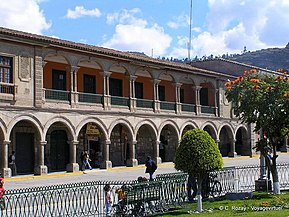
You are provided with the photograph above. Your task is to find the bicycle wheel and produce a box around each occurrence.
[211,181,222,198]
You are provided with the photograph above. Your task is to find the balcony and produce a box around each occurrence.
[160,101,175,111]
[79,92,103,104]
[44,89,69,101]
[111,96,129,107]
[181,103,196,113]
[136,99,154,109]
[201,105,216,114]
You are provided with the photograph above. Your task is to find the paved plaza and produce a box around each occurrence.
[4,153,289,190]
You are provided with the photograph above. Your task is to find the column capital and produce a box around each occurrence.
[40,141,47,146]
[101,70,112,77]
[70,140,79,145]
[3,140,10,145]
[42,61,48,68]
[194,85,202,91]
[67,65,79,72]
[128,75,137,81]
[153,79,161,85]
[105,140,111,145]
[173,82,182,88]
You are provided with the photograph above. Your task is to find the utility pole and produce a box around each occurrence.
[188,0,193,60]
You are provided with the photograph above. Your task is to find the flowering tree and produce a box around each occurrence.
[225,69,289,194]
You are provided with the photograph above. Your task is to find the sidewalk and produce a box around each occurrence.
[4,153,289,190]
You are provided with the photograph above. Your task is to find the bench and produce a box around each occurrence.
[112,181,163,216]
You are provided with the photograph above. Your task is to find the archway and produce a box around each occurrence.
[236,127,250,156]
[45,122,72,172]
[9,120,41,175]
[203,125,217,141]
[136,124,157,164]
[219,126,234,157]
[181,125,195,137]
[77,122,106,168]
[159,124,178,162]
[110,124,132,167]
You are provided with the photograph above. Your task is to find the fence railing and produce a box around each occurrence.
[1,164,288,216]
[1,174,187,217]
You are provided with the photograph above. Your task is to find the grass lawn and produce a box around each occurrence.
[155,191,289,217]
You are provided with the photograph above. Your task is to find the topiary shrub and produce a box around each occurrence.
[175,128,223,212]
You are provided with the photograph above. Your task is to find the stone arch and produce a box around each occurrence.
[135,120,158,164]
[108,119,134,167]
[159,121,179,162]
[218,124,235,157]
[77,57,104,71]
[43,116,75,141]
[201,121,218,141]
[8,116,42,175]
[76,118,108,169]
[235,125,251,156]
[180,121,198,138]
[43,117,75,172]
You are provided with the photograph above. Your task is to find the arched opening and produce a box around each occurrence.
[219,126,234,157]
[136,124,157,164]
[159,124,178,162]
[110,124,132,167]
[236,127,250,156]
[77,122,106,168]
[9,120,40,175]
[181,125,195,137]
[45,122,71,172]
[203,125,217,141]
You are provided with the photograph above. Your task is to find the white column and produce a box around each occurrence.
[153,79,161,112]
[101,71,111,110]
[1,140,11,178]
[129,75,137,112]
[195,86,201,115]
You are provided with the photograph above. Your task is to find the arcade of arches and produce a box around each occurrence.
[0,115,255,177]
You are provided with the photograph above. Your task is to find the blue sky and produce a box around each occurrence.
[1,0,289,59]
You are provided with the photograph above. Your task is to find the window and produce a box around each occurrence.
[52,70,66,90]
[200,88,209,106]
[158,85,165,101]
[109,78,122,96]
[135,82,143,99]
[0,56,13,83]
[180,89,184,103]
[83,74,96,93]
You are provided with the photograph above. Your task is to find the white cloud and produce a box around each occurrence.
[182,0,289,57]
[103,9,172,57]
[167,14,189,29]
[0,0,51,34]
[66,5,101,19]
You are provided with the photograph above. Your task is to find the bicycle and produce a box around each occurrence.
[201,173,222,199]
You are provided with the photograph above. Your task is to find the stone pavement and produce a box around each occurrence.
[4,153,289,190]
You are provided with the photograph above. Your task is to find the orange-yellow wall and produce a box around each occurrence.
[136,76,153,99]
[182,84,195,104]
[43,62,70,90]
[77,67,103,94]
[159,80,175,102]
[201,83,215,106]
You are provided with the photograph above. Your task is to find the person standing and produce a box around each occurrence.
[82,151,92,171]
[104,184,112,217]
[187,173,197,202]
[145,156,157,181]
[0,176,5,210]
[9,151,17,176]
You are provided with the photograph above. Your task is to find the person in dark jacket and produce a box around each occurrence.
[145,156,157,181]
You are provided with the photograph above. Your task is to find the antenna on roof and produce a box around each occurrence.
[188,0,193,61]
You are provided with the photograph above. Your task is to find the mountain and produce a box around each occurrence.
[227,43,289,71]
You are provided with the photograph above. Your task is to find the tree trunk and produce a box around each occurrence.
[196,175,203,212]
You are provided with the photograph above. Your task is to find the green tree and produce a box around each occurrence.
[175,128,223,212]
[225,69,289,194]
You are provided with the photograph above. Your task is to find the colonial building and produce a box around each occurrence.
[0,27,255,178]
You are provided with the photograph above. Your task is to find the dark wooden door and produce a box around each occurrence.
[16,132,34,174]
